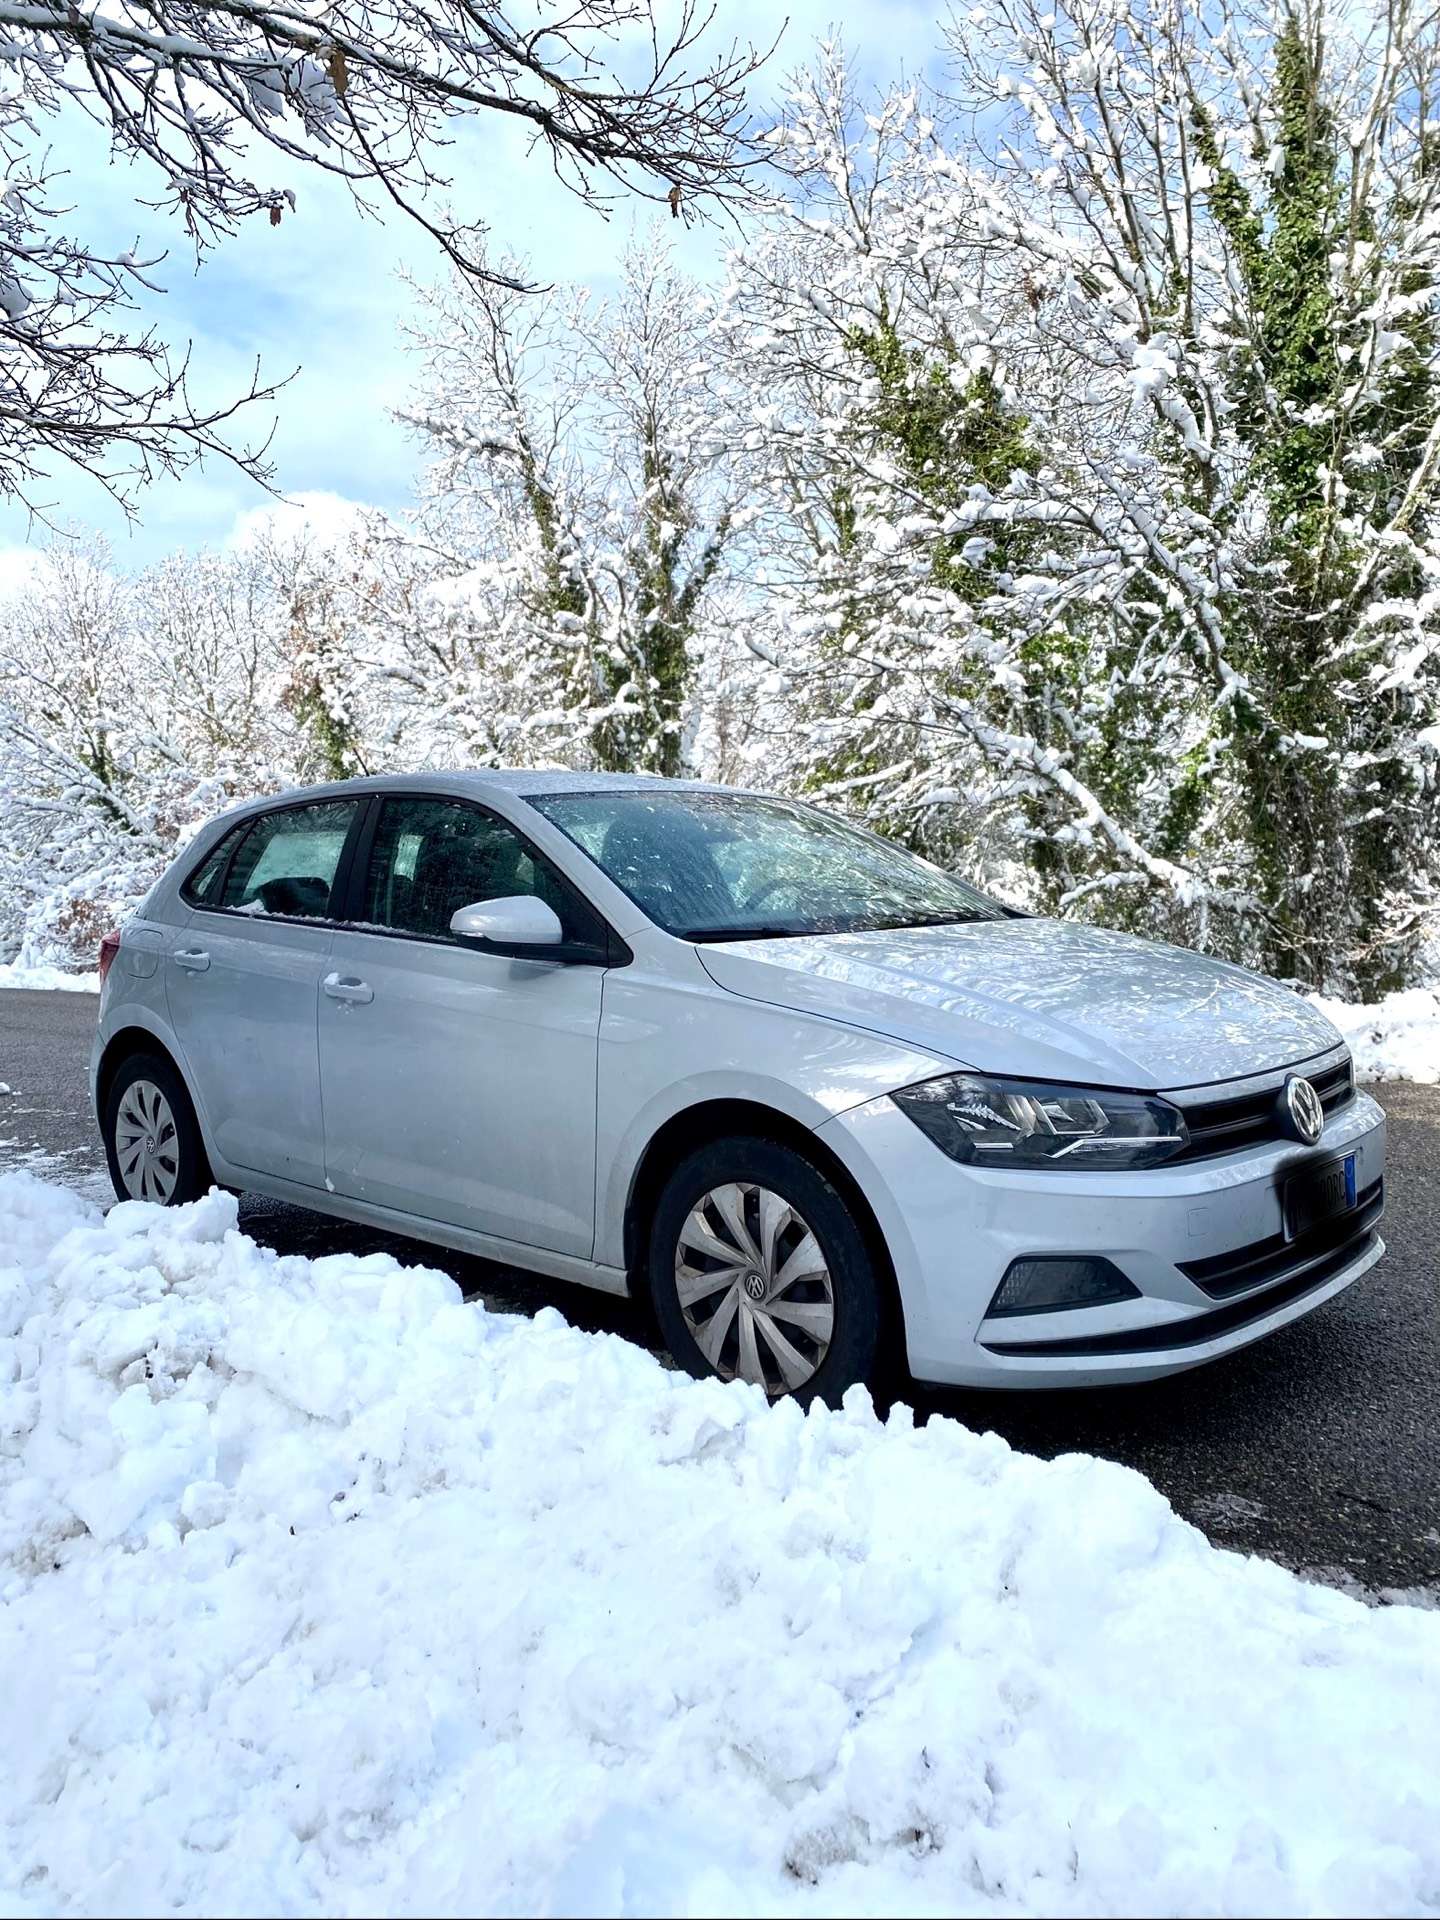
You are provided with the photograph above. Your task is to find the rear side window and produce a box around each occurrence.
[181,823,247,907]
[219,800,359,920]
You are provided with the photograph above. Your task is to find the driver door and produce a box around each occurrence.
[317,794,606,1257]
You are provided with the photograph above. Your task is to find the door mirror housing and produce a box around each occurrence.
[451,895,566,955]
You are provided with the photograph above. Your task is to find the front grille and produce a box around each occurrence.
[1173,1053,1355,1163]
[1178,1176,1384,1299]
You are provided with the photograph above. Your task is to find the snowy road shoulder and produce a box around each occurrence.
[0,964,98,992]
[1307,988,1440,1084]
[2,1173,1438,1917]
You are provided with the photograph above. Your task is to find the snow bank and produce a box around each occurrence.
[1308,988,1440,1083]
[0,962,98,993]
[2,1171,1438,1918]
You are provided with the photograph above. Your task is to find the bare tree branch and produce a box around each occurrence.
[0,0,774,513]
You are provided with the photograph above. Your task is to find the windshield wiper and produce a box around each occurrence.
[893,912,988,928]
[680,924,816,944]
[682,912,989,943]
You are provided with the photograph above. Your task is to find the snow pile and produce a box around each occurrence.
[2,1173,1439,1918]
[0,962,99,992]
[1308,988,1440,1083]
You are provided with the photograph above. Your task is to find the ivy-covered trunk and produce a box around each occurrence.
[1194,19,1440,986]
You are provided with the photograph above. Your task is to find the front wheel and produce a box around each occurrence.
[648,1136,882,1406]
[103,1052,212,1206]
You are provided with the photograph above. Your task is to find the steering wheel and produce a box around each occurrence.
[742,876,804,911]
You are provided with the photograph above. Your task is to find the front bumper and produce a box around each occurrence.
[817,1082,1387,1389]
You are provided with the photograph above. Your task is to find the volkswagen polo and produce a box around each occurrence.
[91,772,1386,1401]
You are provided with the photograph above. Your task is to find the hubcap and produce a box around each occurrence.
[114,1079,180,1203]
[675,1181,835,1395]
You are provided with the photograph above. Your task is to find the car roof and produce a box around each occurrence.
[213,770,746,816]
[455,769,730,799]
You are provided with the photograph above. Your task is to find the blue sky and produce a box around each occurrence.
[0,0,945,572]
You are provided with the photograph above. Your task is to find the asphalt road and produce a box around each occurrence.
[3,986,1437,1597]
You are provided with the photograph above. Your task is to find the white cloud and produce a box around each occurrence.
[0,546,45,602]
[224,489,373,555]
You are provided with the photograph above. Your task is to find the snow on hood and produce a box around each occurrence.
[700,917,1342,1090]
[3,1172,1438,1917]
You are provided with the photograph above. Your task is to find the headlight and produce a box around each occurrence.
[891,1072,1190,1169]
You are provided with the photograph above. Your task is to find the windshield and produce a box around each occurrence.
[528,788,1009,941]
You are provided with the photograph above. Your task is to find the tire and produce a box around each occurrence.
[648,1136,882,1407]
[102,1051,213,1207]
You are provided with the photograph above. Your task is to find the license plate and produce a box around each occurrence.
[1283,1153,1357,1241]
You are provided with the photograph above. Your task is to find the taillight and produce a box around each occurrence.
[98,931,121,984]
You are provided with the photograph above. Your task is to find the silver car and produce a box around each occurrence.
[92,772,1386,1402]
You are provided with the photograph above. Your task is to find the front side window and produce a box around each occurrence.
[361,797,603,945]
[529,789,1007,941]
[219,800,359,919]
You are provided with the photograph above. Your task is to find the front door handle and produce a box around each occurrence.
[174,949,210,972]
[323,972,374,1005]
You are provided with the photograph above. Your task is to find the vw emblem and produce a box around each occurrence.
[1281,1074,1324,1146]
[743,1270,767,1302]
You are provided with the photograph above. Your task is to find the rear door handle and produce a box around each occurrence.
[323,972,374,1005]
[174,949,210,972]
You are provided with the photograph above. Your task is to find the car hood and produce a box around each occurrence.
[697,918,1342,1091]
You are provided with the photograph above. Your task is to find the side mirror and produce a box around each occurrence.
[450,895,565,955]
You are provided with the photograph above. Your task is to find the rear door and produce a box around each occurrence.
[318,794,605,1256]
[166,797,363,1188]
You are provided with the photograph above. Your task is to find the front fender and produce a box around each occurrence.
[592,968,962,1270]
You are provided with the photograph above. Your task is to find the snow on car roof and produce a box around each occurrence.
[462,768,727,797]
[217,769,743,816]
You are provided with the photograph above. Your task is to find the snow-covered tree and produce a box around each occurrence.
[126,548,298,774]
[8,2,1440,994]
[397,235,742,774]
[717,13,1440,990]
[0,539,298,965]
[242,509,573,775]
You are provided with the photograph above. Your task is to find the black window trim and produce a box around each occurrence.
[178,786,631,964]
[181,794,371,929]
[332,789,631,968]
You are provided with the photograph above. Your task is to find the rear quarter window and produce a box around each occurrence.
[181,823,247,907]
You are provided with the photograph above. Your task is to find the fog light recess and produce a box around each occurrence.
[986,1257,1141,1318]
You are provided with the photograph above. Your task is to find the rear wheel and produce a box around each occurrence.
[648,1136,881,1406]
[103,1052,211,1206]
